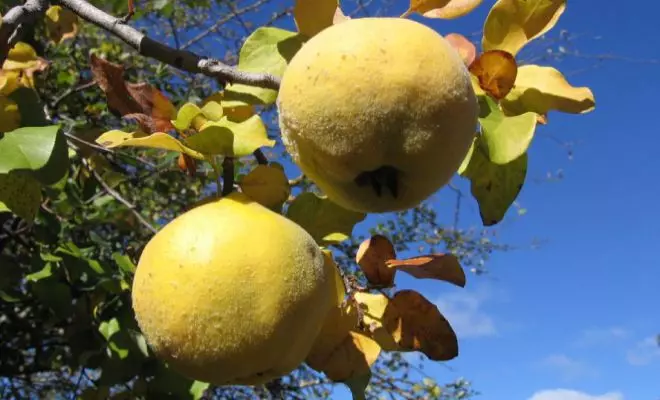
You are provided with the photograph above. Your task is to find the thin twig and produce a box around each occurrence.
[51,80,98,108]
[81,158,157,233]
[0,0,49,64]
[180,0,271,50]
[58,0,280,89]
[253,149,268,165]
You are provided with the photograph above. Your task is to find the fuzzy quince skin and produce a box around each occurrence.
[277,17,479,213]
[131,191,333,386]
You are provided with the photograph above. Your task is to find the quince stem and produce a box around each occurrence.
[221,157,235,196]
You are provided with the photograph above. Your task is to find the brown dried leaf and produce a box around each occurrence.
[177,154,197,177]
[333,6,351,24]
[445,33,476,66]
[386,254,466,288]
[421,0,483,19]
[355,235,396,287]
[308,331,381,382]
[125,83,176,132]
[384,290,458,361]
[89,55,175,133]
[468,49,518,100]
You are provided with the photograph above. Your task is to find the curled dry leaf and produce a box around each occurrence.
[294,0,339,38]
[177,154,197,177]
[422,0,483,19]
[444,33,476,66]
[386,254,466,288]
[45,5,79,44]
[384,290,458,361]
[89,55,176,133]
[469,49,518,100]
[355,235,396,287]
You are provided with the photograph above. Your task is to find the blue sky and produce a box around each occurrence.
[309,1,660,399]
[183,0,659,398]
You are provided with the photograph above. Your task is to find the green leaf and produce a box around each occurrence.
[0,125,65,174]
[0,171,42,221]
[31,280,73,319]
[25,262,54,282]
[95,130,205,160]
[478,95,537,164]
[286,192,366,245]
[113,252,136,274]
[459,138,527,226]
[184,114,275,157]
[225,27,305,105]
[190,381,210,400]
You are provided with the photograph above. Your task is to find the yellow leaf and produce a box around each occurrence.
[353,292,400,351]
[45,5,79,44]
[188,114,275,158]
[239,164,291,209]
[2,42,38,70]
[308,331,380,382]
[286,192,366,246]
[418,0,483,19]
[202,91,255,123]
[294,0,339,38]
[0,71,20,95]
[482,0,566,56]
[402,0,450,17]
[0,95,20,133]
[95,130,205,160]
[501,64,595,116]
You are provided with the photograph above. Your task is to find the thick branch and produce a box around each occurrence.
[57,0,281,89]
[0,0,49,65]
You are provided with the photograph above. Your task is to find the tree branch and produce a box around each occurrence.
[0,0,49,65]
[57,0,281,89]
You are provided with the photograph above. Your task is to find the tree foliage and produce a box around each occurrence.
[0,0,595,398]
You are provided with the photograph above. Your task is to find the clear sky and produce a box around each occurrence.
[283,1,660,399]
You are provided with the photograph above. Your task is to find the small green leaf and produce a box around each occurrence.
[478,95,537,164]
[0,171,42,221]
[286,192,366,245]
[184,114,275,157]
[225,27,305,105]
[460,137,527,226]
[113,252,136,274]
[95,130,205,160]
[190,381,210,400]
[99,318,121,341]
[25,263,54,282]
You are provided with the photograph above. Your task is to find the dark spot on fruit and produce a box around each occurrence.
[485,182,492,192]
[354,166,399,198]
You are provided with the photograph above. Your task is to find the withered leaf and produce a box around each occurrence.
[386,254,466,288]
[308,331,381,382]
[89,55,175,133]
[355,235,396,287]
[445,33,476,66]
[383,290,458,361]
[177,154,197,177]
[468,49,518,99]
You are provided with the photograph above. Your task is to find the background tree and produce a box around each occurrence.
[0,0,596,399]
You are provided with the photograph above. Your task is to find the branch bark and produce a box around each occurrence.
[0,0,49,65]
[57,0,281,90]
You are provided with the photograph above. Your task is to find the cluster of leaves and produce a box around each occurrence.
[0,0,595,399]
